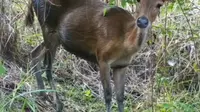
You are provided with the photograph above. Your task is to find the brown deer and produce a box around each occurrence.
[25,0,171,112]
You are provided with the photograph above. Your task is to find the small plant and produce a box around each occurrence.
[83,89,93,102]
[0,61,6,77]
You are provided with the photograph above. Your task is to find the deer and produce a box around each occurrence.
[25,0,171,112]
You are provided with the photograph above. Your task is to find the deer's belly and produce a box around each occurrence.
[60,37,97,63]
[61,43,97,63]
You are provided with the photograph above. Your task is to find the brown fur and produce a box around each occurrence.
[26,0,171,112]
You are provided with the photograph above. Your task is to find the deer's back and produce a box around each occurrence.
[59,1,134,63]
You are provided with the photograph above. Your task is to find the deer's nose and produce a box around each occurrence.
[137,16,149,28]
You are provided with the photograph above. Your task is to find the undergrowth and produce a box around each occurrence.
[0,0,200,112]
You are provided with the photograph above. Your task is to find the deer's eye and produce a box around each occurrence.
[137,0,140,2]
[156,3,163,9]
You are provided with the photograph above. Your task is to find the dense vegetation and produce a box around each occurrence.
[0,0,200,112]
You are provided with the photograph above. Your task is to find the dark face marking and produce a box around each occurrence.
[138,32,145,47]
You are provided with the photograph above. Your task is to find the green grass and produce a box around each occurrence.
[0,69,135,112]
[1,0,200,112]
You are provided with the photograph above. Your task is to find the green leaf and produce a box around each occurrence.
[121,0,127,7]
[163,103,171,109]
[109,0,115,5]
[0,63,6,76]
[168,3,174,11]
[193,63,200,73]
[84,90,92,97]
[103,8,108,16]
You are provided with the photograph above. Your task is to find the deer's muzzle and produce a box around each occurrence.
[137,16,149,28]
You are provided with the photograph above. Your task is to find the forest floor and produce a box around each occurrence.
[1,0,200,112]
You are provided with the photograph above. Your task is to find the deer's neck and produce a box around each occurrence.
[124,24,149,51]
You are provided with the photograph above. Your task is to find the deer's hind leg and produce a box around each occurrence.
[30,42,47,96]
[43,30,63,112]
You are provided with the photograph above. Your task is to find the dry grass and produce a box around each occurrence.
[0,0,200,112]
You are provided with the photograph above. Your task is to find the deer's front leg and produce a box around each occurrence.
[113,67,126,112]
[99,61,112,112]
